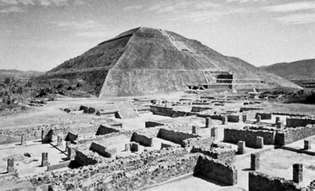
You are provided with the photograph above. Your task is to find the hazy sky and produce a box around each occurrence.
[0,0,314,71]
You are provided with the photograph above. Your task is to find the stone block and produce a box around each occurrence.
[293,163,303,184]
[237,141,245,154]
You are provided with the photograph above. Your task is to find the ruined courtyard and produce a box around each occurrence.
[0,90,315,191]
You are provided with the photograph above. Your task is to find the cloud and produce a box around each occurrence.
[0,0,86,14]
[146,0,220,14]
[0,5,23,13]
[52,19,109,38]
[263,1,315,12]
[275,13,315,25]
[52,20,101,30]
[225,0,266,3]
[123,4,143,11]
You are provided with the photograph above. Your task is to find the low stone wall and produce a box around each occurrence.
[248,172,305,191]
[191,106,211,113]
[227,115,240,122]
[196,114,223,121]
[73,150,97,167]
[89,142,116,158]
[65,132,78,143]
[157,128,199,147]
[275,125,315,146]
[96,125,119,136]
[272,112,308,117]
[193,155,237,185]
[150,105,195,118]
[47,161,71,171]
[255,113,272,120]
[145,121,164,128]
[130,132,153,147]
[29,148,198,191]
[224,128,275,148]
[286,118,315,128]
[191,144,235,164]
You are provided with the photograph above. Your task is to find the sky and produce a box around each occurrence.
[0,0,315,71]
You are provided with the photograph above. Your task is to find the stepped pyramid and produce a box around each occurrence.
[45,27,300,97]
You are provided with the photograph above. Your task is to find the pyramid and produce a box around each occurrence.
[45,27,301,97]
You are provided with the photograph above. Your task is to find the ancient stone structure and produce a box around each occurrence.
[192,126,197,135]
[7,158,15,173]
[67,147,76,160]
[191,144,235,164]
[242,114,247,123]
[251,153,260,170]
[255,113,272,120]
[275,125,315,146]
[43,27,299,97]
[293,163,303,184]
[249,172,306,191]
[41,152,49,167]
[65,141,71,152]
[275,117,280,124]
[205,117,212,128]
[90,142,116,158]
[20,134,26,145]
[286,117,315,128]
[222,116,227,125]
[304,140,311,150]
[256,115,261,123]
[256,136,264,148]
[96,125,119,136]
[193,155,237,185]
[227,115,240,123]
[145,121,164,128]
[130,143,139,152]
[57,135,63,147]
[157,128,199,147]
[42,129,54,143]
[130,132,153,147]
[224,128,275,148]
[65,132,78,143]
[210,127,218,141]
[237,141,245,154]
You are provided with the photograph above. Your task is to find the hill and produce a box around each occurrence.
[261,59,315,89]
[42,27,300,97]
[261,59,315,81]
[0,69,43,81]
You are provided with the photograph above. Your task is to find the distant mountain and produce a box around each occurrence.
[0,69,43,81]
[261,59,315,81]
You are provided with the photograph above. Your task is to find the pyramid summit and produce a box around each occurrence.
[45,27,300,97]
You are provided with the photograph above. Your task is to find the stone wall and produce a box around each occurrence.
[275,125,315,146]
[73,150,97,167]
[96,125,119,136]
[227,115,240,122]
[145,121,164,128]
[248,172,306,191]
[191,144,235,164]
[65,132,78,143]
[193,155,237,185]
[47,161,71,171]
[0,123,100,145]
[224,128,275,148]
[89,142,116,158]
[255,113,272,120]
[30,148,198,191]
[157,128,199,147]
[286,118,315,128]
[130,132,153,147]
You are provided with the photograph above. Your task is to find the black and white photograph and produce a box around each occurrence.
[0,0,315,190]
